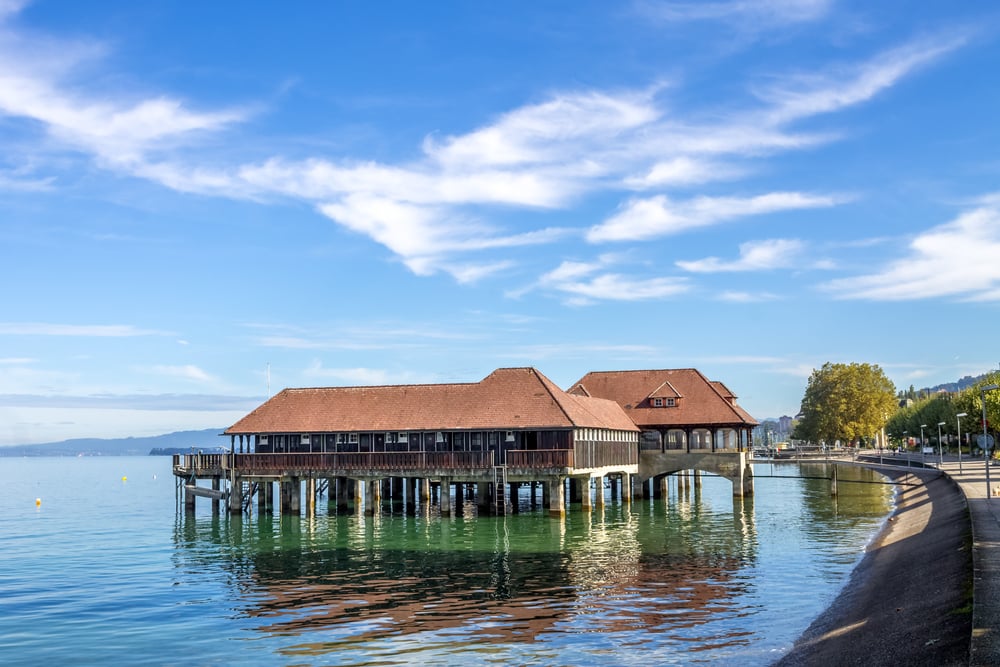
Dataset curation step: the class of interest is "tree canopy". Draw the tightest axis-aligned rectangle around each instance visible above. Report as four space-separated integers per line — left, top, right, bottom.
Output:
793 362 897 445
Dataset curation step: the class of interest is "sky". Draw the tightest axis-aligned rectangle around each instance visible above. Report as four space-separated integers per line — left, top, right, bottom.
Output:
2 0 1000 446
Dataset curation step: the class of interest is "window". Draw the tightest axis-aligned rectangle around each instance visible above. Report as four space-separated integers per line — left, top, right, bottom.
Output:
653 398 663 407
397 432 408 443
666 398 675 407
505 431 515 442
348 433 359 444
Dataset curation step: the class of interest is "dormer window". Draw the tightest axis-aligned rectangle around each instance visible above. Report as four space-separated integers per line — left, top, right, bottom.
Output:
653 398 663 407
666 398 675 407
652 397 676 408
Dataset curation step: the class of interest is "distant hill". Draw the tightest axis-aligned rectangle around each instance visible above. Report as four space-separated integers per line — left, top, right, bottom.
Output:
0 428 227 456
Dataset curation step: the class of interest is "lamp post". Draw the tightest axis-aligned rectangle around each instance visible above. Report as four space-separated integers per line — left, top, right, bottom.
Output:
937 421 946 466
957 412 968 473
920 424 927 465
983 384 999 499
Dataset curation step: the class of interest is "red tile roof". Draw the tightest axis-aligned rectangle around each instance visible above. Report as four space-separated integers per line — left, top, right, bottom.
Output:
568 369 758 429
226 367 639 435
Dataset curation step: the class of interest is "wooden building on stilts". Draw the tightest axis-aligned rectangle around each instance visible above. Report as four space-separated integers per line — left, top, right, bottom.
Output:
174 367 640 517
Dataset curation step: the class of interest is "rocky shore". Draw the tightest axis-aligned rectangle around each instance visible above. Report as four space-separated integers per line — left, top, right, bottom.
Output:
774 467 972 666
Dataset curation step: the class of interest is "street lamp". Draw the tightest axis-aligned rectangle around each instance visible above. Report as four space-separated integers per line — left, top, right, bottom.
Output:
937 421 946 465
921 424 927 465
957 412 968 473
982 384 999 499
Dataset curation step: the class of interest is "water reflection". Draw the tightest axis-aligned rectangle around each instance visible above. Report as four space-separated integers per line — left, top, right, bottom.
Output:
170 466 890 664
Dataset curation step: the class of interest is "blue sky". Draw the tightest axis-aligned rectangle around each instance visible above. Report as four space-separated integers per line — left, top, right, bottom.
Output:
2 0 1000 446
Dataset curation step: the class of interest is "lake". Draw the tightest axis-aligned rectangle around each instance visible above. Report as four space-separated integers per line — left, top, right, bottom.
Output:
0 457 892 666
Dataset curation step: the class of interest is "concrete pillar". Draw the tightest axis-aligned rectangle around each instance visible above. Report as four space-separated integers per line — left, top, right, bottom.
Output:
421 478 431 505
212 477 221 514
228 476 242 514
694 469 702 488
258 480 269 514
547 477 565 517
595 475 605 507
659 476 669 499
508 481 519 514
289 478 301 514
477 482 490 514
580 477 592 511
439 478 452 516
407 478 418 513
336 477 350 513
364 479 377 516
184 484 196 512
624 473 634 504
353 478 364 514
306 477 316 517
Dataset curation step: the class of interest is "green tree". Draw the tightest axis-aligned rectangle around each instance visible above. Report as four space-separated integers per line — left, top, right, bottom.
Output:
793 362 897 445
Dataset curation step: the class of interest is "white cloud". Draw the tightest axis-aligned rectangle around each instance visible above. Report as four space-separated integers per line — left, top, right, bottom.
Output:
148 365 215 383
301 361 417 386
717 290 782 302
645 0 832 26
623 156 741 189
823 197 1000 301
678 238 805 272
537 259 690 304
0 323 168 336
757 35 968 124
0 2 968 287
589 192 839 242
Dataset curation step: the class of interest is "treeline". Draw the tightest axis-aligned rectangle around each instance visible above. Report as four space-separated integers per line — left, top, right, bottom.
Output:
792 363 1000 454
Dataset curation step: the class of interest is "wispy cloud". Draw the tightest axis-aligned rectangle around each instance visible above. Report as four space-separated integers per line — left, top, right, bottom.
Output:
822 196 1000 301
0 1 969 291
536 257 690 305
148 364 216 383
642 0 833 27
717 290 783 302
589 193 839 243
0 323 168 337
678 238 805 272
301 361 423 386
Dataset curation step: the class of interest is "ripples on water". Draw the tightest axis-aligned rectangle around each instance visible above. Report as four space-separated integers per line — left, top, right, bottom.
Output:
0 458 892 666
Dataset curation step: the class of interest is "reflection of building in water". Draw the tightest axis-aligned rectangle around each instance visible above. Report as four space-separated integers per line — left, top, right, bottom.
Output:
171 480 761 655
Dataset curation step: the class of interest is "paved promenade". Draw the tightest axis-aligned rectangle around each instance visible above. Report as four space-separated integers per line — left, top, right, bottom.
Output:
934 458 1000 666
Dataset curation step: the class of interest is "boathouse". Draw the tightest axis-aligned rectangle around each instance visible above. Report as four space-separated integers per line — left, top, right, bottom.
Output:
568 369 758 498
175 367 640 516
568 369 758 452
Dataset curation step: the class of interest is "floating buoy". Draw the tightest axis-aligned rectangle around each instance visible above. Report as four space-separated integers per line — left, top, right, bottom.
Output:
35 498 41 507
121 476 127 483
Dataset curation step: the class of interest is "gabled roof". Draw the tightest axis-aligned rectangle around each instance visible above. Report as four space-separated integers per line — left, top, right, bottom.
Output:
568 369 758 428
226 367 639 435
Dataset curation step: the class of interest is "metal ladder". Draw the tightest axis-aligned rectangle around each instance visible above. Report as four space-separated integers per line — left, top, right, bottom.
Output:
493 465 508 515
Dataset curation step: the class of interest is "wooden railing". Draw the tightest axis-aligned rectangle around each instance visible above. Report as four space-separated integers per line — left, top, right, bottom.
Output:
173 450 590 475
228 451 495 474
505 449 573 468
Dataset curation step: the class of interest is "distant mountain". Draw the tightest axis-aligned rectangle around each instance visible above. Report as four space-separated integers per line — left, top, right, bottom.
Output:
0 428 227 456
923 374 990 394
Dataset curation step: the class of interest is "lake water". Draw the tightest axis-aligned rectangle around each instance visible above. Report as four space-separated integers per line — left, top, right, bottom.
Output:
0 457 893 666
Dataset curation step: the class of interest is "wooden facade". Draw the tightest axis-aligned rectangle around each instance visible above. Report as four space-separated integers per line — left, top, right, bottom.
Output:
175 368 640 517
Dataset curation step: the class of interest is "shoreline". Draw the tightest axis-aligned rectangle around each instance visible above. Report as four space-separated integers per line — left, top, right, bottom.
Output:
773 466 972 666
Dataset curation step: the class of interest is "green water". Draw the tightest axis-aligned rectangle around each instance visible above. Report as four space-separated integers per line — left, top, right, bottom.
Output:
1 457 892 665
